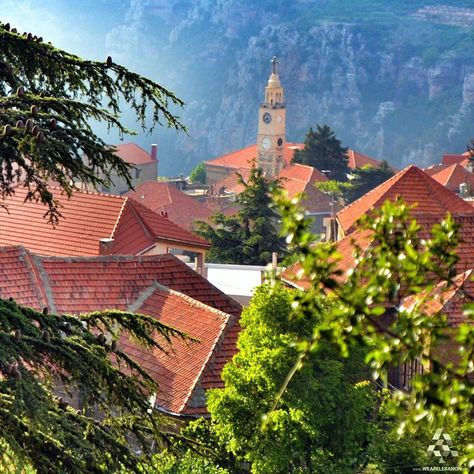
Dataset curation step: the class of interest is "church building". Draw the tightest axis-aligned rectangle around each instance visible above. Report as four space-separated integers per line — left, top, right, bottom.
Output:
204 58 384 236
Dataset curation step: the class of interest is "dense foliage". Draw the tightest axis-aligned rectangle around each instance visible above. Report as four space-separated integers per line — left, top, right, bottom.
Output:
343 161 394 203
0 21 184 222
0 300 184 473
293 124 349 182
196 165 286 265
189 162 206 184
206 283 375 473
0 20 187 472
277 195 473 469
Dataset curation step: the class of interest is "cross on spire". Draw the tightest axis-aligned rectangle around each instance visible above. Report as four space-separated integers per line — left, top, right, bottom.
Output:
271 56 279 75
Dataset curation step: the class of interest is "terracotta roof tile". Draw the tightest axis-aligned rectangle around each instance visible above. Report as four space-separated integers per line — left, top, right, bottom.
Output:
119 285 229 414
205 143 303 169
336 165 474 234
431 164 474 193
0 187 209 256
346 149 382 170
282 213 474 299
206 144 385 172
442 152 470 167
125 182 214 231
0 247 242 414
114 143 155 166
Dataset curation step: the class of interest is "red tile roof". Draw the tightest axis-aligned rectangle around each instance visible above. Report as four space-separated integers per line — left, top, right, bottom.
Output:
346 149 382 170
211 163 332 214
401 270 472 327
442 152 470 167
0 246 242 414
205 143 303 170
431 164 474 193
206 143 384 172
126 181 214 231
424 164 450 176
282 213 474 295
120 285 229 414
336 165 474 234
115 143 155 165
0 186 209 256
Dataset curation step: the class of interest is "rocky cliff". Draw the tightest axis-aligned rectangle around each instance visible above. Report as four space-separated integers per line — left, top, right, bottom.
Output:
108 1 474 174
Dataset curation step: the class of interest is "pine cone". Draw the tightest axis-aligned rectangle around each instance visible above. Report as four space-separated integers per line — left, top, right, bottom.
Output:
15 120 24 129
97 333 106 345
30 105 37 116
111 339 117 351
36 131 45 144
3 125 12 136
106 56 113 67
4 23 10 31
41 330 50 343
50 118 57 130
42 307 48 315
14 329 21 341
25 119 34 132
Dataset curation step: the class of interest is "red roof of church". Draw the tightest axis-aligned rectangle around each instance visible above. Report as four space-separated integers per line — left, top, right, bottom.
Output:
0 246 242 415
125 181 214 230
114 143 156 165
205 143 304 170
0 186 209 256
206 143 384 172
336 165 474 233
431 164 474 193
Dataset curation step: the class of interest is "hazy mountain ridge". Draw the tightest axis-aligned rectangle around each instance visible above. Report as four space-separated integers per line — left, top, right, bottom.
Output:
106 1 474 174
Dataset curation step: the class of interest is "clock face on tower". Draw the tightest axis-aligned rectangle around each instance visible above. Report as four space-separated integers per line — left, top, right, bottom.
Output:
263 112 272 124
262 137 271 150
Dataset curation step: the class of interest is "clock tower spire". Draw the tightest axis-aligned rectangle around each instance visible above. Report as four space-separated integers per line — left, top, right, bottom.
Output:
257 56 286 178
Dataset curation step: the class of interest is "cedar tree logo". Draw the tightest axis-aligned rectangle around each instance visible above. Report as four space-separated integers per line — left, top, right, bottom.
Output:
427 428 458 464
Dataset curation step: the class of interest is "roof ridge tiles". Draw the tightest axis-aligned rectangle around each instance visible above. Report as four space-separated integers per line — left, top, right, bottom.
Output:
47 185 125 200
336 165 474 233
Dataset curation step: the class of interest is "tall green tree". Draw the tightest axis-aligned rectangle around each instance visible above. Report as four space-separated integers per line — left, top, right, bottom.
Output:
189 162 206 184
0 21 184 222
276 196 473 469
196 166 286 265
0 21 187 472
343 160 394 203
293 124 349 182
205 283 376 474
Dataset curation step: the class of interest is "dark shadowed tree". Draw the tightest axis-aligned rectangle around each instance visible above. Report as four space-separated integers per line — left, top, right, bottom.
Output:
343 160 394 203
293 124 349 182
0 20 188 472
196 165 286 265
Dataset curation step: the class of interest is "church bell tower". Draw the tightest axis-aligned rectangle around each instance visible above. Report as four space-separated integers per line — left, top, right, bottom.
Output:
257 56 286 178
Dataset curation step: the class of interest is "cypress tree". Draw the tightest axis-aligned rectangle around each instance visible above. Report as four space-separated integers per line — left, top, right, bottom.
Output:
293 124 350 182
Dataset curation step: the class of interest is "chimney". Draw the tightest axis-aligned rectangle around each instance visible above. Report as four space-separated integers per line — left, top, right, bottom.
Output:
151 143 158 178
99 238 114 256
151 144 158 161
